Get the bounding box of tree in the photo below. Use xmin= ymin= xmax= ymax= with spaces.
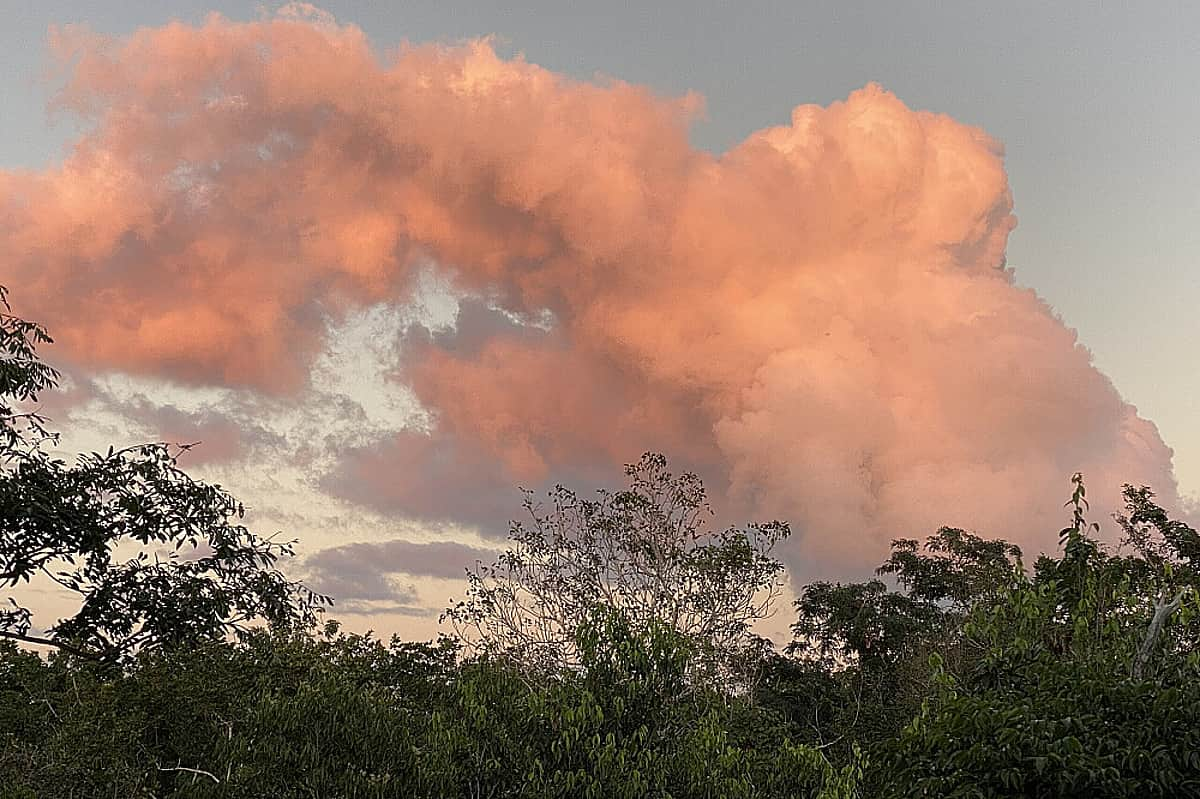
xmin=1112 ymin=483 xmax=1200 ymax=679
xmin=883 ymin=476 xmax=1200 ymax=798
xmin=0 ymin=619 xmax=863 ymax=798
xmin=0 ymin=285 xmax=326 ymax=664
xmin=443 ymin=452 xmax=789 ymax=686
xmin=790 ymin=527 xmax=1023 ymax=672
xmin=0 ymin=286 xmax=58 ymax=456
xmin=777 ymin=527 xmax=1023 ymax=758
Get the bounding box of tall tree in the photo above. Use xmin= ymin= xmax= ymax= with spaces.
xmin=0 ymin=286 xmax=326 ymax=664
xmin=443 ymin=452 xmax=789 ymax=686
xmin=773 ymin=526 xmax=1022 ymax=760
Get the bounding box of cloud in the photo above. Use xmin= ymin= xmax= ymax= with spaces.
xmin=112 ymin=398 xmax=257 ymax=464
xmin=322 ymin=430 xmax=524 ymax=530
xmin=304 ymin=538 xmax=498 ymax=616
xmin=307 ymin=538 xmax=497 ymax=583
xmin=1 ymin=8 xmax=1184 ymax=574
xmin=304 ymin=553 xmax=417 ymax=605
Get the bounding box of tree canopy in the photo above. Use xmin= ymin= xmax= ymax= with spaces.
xmin=443 ymin=452 xmax=789 ymax=686
xmin=0 ymin=286 xmax=326 ymax=664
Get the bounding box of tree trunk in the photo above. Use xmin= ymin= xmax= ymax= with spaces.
xmin=1131 ymin=588 xmax=1185 ymax=680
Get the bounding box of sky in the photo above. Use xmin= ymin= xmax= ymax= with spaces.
xmin=3 ymin=2 xmax=1197 ymax=641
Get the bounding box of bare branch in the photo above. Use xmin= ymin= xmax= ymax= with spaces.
xmin=0 ymin=630 xmax=102 ymax=661
xmin=157 ymin=765 xmax=221 ymax=784
xmin=1131 ymin=588 xmax=1187 ymax=680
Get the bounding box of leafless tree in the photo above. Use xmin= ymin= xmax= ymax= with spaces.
xmin=443 ymin=453 xmax=789 ymax=687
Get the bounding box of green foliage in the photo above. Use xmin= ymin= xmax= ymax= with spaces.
xmin=0 ymin=285 xmax=59 ymax=455
xmin=781 ymin=527 xmax=1024 ymax=759
xmin=883 ymin=477 xmax=1200 ymax=798
xmin=414 ymin=608 xmax=858 ymax=798
xmin=889 ymin=661 xmax=1200 ymax=798
xmin=877 ymin=527 xmax=1023 ymax=612
xmin=0 ymin=620 xmax=858 ymax=798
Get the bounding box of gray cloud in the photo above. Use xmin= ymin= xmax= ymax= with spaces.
xmin=321 ymin=431 xmax=526 ymax=531
xmin=307 ymin=538 xmax=498 ymax=588
xmin=428 ymin=298 xmax=550 ymax=358
xmin=325 ymin=600 xmax=435 ymax=617
xmin=306 ymin=537 xmax=500 ymax=617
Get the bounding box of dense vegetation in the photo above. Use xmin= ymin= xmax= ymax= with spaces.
xmin=3 ymin=285 xmax=1199 ymax=798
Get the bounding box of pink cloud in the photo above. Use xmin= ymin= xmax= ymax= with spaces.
xmin=0 ymin=9 xmax=1182 ymax=571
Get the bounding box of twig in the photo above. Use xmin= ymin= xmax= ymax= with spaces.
xmin=156 ymin=765 xmax=221 ymax=784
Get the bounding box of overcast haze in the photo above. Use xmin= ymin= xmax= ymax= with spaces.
xmin=3 ymin=2 xmax=1197 ymax=639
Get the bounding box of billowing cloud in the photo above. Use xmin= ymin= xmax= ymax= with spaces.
xmin=1 ymin=8 xmax=1183 ymax=575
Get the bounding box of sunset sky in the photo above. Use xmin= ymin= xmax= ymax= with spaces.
xmin=3 ymin=2 xmax=1197 ymax=641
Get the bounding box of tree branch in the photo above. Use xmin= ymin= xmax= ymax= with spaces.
xmin=1131 ymin=588 xmax=1186 ymax=680
xmin=0 ymin=629 xmax=102 ymax=661
xmin=157 ymin=765 xmax=221 ymax=783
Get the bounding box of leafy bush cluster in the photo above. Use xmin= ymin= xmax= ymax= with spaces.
xmin=3 ymin=286 xmax=1200 ymax=797
xmin=0 ymin=616 xmax=871 ymax=798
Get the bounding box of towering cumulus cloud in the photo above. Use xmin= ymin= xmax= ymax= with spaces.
xmin=0 ymin=6 xmax=1181 ymax=574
